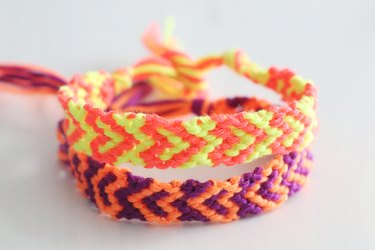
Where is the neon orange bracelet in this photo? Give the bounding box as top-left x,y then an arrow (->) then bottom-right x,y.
0,22 -> 317,223
56,95 -> 313,223
59,132 -> 312,223
57,26 -> 317,169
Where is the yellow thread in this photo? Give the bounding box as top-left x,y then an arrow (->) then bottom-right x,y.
113,113 -> 154,166
133,64 -> 177,77
182,117 -> 222,167
244,111 -> 282,161
68,101 -> 98,156
282,116 -> 304,148
225,127 -> 255,157
157,128 -> 190,161
96,119 -> 124,154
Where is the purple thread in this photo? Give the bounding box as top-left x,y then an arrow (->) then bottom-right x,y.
97,172 -> 117,206
281,151 -> 306,196
171,179 -> 212,222
114,172 -> 153,221
83,158 -> 105,205
142,191 -> 169,217
257,169 -> 281,202
226,97 -> 248,108
71,154 -> 84,182
192,99 -> 205,115
231,167 -> 263,217
65,146 -> 312,222
0,76 -> 60,90
202,189 -> 229,215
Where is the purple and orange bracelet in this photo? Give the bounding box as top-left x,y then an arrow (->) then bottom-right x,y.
0,23 -> 317,223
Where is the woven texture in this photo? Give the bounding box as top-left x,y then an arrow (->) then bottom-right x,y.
0,23 -> 317,224
58,120 -> 312,223
58,35 -> 317,168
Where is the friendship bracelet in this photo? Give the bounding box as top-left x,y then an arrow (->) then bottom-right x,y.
0,22 -> 317,224
57,120 -> 312,223
58,27 -> 317,169
56,93 -> 313,223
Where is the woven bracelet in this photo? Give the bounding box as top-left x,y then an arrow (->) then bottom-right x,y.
0,23 -> 317,224
57,119 -> 312,223
51,78 -> 313,223
56,26 -> 317,169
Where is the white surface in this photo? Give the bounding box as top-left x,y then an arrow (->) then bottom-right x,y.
0,0 -> 374,249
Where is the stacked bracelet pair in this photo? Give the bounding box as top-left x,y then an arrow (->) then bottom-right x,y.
0,23 -> 317,223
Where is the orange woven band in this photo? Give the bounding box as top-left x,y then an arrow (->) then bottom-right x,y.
0,23 -> 317,224
58,115 -> 313,223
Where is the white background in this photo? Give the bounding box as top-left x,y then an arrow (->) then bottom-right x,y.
0,0 -> 374,249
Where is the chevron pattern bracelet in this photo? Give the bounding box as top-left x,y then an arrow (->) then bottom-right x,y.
0,22 -> 317,224
57,120 -> 313,223
57,26 -> 317,169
